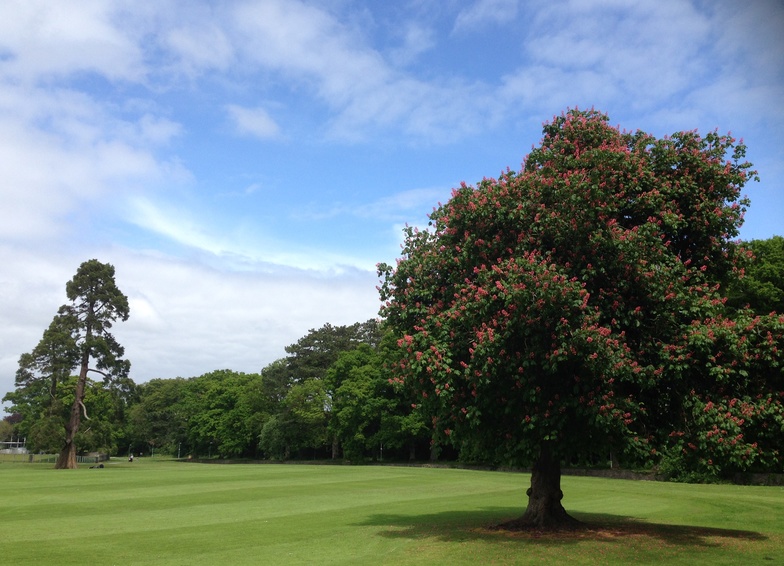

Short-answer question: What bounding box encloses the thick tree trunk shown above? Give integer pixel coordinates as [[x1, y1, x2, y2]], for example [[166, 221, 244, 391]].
[[55, 438, 77, 469], [55, 360, 88, 469], [505, 444, 580, 530]]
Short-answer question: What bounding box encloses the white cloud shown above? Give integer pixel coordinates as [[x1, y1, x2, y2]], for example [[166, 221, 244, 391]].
[[389, 22, 436, 66], [358, 187, 451, 220], [127, 198, 221, 255], [0, 81, 185, 241], [0, 0, 497, 144], [226, 104, 281, 139], [0, 0, 145, 82], [0, 245, 381, 402], [226, 0, 498, 142], [113, 251, 380, 380], [294, 186, 450, 225], [512, 1, 711, 110], [711, 1, 784, 78], [130, 114, 183, 146], [499, 65, 616, 116], [486, 0, 784, 148], [127, 197, 379, 273], [453, 0, 520, 33], [165, 19, 235, 75], [232, 0, 383, 84]]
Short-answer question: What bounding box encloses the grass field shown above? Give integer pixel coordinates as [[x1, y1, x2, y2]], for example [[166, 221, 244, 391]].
[[1, 458, 782, 565]]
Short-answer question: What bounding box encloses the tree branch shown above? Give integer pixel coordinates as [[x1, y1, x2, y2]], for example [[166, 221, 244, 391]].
[[78, 399, 91, 420], [87, 367, 110, 379]]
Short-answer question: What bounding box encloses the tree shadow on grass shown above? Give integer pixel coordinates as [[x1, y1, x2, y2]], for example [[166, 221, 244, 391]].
[[355, 508, 768, 549]]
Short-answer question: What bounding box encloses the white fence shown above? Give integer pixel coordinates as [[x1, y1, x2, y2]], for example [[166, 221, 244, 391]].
[[0, 453, 110, 464]]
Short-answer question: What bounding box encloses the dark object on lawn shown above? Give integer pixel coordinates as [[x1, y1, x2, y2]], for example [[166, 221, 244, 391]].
[[89, 463, 104, 469]]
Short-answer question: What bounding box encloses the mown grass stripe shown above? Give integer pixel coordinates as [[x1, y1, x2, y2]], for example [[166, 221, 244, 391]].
[[1, 459, 782, 565]]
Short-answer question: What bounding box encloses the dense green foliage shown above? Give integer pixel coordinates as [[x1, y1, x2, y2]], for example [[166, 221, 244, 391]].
[[327, 340, 428, 461], [727, 235, 784, 314], [119, 320, 426, 461]]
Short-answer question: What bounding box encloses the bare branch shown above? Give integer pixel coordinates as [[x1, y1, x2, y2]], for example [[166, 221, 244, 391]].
[[87, 367, 110, 379], [78, 399, 91, 420]]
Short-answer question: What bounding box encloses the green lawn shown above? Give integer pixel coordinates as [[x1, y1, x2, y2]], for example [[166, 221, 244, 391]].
[[1, 458, 781, 565]]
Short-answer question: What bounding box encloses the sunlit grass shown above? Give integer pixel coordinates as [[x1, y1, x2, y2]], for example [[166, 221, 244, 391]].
[[1, 458, 781, 565]]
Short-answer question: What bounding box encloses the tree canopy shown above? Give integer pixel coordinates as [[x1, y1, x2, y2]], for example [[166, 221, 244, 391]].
[[379, 109, 783, 528], [727, 235, 784, 315], [259, 319, 385, 459]]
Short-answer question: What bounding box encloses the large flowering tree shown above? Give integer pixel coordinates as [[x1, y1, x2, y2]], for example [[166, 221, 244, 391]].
[[379, 109, 783, 528]]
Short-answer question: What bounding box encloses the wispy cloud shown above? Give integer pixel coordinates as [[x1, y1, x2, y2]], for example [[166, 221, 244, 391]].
[[226, 0, 499, 142], [126, 196, 378, 273], [453, 0, 520, 33], [226, 104, 281, 139], [295, 186, 450, 223], [163, 14, 235, 76], [0, 244, 380, 387], [0, 0, 145, 82], [0, 83, 180, 241], [388, 22, 436, 66], [500, 1, 711, 114], [127, 198, 221, 255]]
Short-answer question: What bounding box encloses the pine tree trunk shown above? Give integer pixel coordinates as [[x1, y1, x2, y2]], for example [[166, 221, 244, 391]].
[[55, 359, 88, 469], [502, 443, 580, 530]]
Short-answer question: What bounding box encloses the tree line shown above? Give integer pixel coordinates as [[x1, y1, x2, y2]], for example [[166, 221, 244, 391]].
[[5, 233, 783, 470], [3, 315, 433, 463], [125, 319, 432, 462]]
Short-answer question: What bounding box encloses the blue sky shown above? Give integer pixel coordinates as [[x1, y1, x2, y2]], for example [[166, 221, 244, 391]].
[[1, 0, 783, 405]]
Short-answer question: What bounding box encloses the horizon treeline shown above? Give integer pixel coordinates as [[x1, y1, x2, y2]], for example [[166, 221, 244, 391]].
[[3, 235, 784, 476]]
